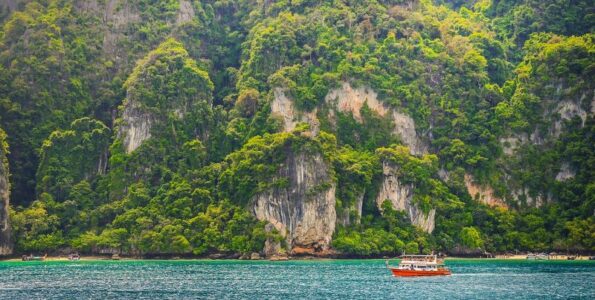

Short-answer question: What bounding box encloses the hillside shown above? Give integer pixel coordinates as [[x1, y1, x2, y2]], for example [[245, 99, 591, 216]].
[[0, 0, 593, 257]]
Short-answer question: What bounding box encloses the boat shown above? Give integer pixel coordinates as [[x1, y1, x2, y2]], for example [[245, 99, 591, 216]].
[[386, 254, 451, 277], [22, 254, 47, 261], [68, 253, 80, 261], [526, 253, 549, 260]]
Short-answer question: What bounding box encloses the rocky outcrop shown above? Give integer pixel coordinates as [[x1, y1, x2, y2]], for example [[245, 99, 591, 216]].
[[555, 163, 575, 181], [376, 162, 435, 233], [552, 99, 589, 138], [119, 99, 153, 153], [510, 188, 550, 207], [176, 0, 195, 24], [251, 151, 336, 253], [102, 0, 141, 57], [325, 82, 426, 154], [464, 174, 507, 208], [271, 88, 319, 134], [0, 130, 12, 255]]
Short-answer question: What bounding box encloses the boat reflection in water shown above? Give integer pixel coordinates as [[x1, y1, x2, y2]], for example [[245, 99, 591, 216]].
[[386, 254, 451, 277]]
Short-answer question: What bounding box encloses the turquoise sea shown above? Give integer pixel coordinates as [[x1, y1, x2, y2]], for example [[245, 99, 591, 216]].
[[0, 259, 593, 299]]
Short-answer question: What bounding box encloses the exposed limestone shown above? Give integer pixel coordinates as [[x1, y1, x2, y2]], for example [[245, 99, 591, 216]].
[[555, 163, 575, 181], [102, 0, 141, 57], [0, 132, 11, 255], [251, 151, 336, 252], [376, 162, 435, 233], [176, 0, 195, 24], [263, 223, 282, 257], [552, 100, 588, 137], [510, 187, 550, 207], [499, 136, 525, 156], [325, 82, 426, 154], [464, 174, 507, 208], [119, 99, 153, 154], [271, 88, 319, 134]]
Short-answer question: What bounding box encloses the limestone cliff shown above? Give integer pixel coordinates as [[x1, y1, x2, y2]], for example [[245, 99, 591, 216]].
[[0, 129, 12, 255], [325, 82, 426, 155], [464, 174, 507, 208], [119, 98, 154, 154], [376, 162, 435, 233], [251, 151, 336, 253], [271, 88, 320, 134]]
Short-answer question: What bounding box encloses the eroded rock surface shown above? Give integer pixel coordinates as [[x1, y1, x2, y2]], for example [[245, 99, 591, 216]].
[[119, 99, 153, 153], [0, 132, 12, 255], [464, 174, 507, 208], [376, 162, 435, 233], [251, 151, 336, 252], [325, 82, 426, 154]]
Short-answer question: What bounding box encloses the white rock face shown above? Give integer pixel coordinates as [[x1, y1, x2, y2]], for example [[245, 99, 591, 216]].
[[325, 82, 426, 154], [119, 99, 153, 154], [510, 187, 550, 207], [376, 162, 435, 233], [555, 163, 575, 181], [271, 88, 319, 134], [553, 100, 588, 137], [464, 174, 507, 208], [102, 0, 141, 56], [176, 0, 195, 24], [251, 152, 336, 251], [0, 144, 12, 255]]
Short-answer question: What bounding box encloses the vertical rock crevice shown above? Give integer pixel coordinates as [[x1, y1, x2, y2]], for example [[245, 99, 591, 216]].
[[251, 151, 336, 254]]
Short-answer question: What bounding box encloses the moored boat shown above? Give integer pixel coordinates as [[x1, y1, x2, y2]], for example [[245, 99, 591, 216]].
[[526, 253, 549, 260], [386, 254, 451, 277], [22, 254, 47, 261]]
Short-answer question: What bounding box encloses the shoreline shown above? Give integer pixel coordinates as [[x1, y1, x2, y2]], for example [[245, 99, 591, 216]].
[[2, 254, 593, 262]]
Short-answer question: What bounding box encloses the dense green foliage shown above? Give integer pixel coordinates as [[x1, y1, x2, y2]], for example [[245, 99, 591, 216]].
[[1, 0, 593, 256]]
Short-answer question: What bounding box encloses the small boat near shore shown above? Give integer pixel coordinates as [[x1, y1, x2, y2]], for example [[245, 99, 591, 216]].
[[526, 253, 549, 260], [22, 254, 47, 261], [386, 254, 451, 277]]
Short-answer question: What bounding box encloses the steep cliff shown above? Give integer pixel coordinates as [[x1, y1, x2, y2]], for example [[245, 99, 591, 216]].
[[464, 174, 507, 208], [117, 38, 213, 154], [325, 82, 426, 155], [376, 162, 435, 233], [271, 88, 320, 134], [119, 99, 154, 154], [0, 129, 12, 255], [251, 151, 336, 254]]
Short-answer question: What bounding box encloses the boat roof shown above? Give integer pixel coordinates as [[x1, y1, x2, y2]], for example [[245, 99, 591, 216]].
[[399, 255, 437, 258]]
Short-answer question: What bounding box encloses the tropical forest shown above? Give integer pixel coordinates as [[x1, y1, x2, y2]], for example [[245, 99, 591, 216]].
[[0, 0, 593, 259]]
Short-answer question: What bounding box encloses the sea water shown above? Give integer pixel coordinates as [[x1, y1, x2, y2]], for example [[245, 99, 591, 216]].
[[0, 259, 593, 299]]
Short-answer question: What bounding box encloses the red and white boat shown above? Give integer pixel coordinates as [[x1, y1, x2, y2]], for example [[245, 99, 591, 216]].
[[386, 254, 451, 277]]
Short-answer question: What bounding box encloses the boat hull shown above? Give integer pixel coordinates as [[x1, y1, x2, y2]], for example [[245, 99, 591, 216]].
[[389, 268, 451, 277]]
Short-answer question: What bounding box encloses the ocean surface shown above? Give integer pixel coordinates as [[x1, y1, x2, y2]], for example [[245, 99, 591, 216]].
[[0, 259, 593, 299]]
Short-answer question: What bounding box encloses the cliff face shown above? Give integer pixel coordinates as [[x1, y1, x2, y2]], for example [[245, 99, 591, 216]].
[[119, 99, 154, 154], [251, 151, 336, 253], [0, 130, 12, 255], [271, 88, 320, 134], [325, 82, 426, 155], [376, 162, 435, 233], [464, 174, 507, 208]]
